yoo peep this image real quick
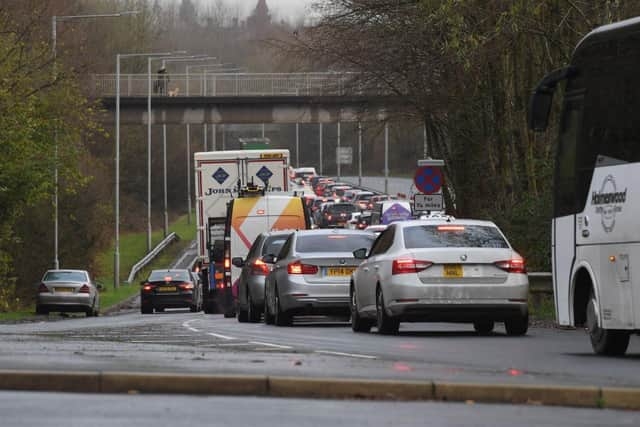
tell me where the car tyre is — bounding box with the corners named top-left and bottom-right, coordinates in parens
top-left (274, 286), bottom-right (292, 327)
top-left (36, 305), bottom-right (48, 315)
top-left (155, 307), bottom-right (165, 313)
top-left (376, 287), bottom-right (399, 335)
top-left (141, 304), bottom-right (153, 314)
top-left (473, 320), bottom-right (494, 335)
top-left (248, 293), bottom-right (261, 323)
top-left (586, 296), bottom-right (629, 355)
top-left (264, 292), bottom-right (275, 325)
top-left (505, 313), bottom-right (529, 336)
top-left (351, 285), bottom-right (372, 333)
top-left (237, 306), bottom-right (248, 322)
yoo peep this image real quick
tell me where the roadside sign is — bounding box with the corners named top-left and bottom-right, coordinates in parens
top-left (414, 194), bottom-right (443, 211)
top-left (414, 166), bottom-right (442, 194)
top-left (336, 147), bottom-right (353, 165)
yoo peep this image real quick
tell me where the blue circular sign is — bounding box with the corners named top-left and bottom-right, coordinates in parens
top-left (414, 166), bottom-right (442, 194)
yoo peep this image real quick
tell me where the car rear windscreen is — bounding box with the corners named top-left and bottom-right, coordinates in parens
top-left (262, 236), bottom-right (288, 256)
top-left (44, 271), bottom-right (87, 282)
top-left (328, 204), bottom-right (357, 213)
top-left (296, 234), bottom-right (375, 253)
top-left (403, 225), bottom-right (509, 249)
top-left (148, 270), bottom-right (190, 282)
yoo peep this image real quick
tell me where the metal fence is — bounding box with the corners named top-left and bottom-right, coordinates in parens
top-left (126, 232), bottom-right (178, 284)
top-left (92, 72), bottom-right (371, 97)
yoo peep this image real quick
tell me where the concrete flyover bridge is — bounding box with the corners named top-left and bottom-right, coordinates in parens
top-left (92, 72), bottom-right (404, 125)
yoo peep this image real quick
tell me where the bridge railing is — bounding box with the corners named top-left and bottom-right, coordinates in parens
top-left (91, 72), bottom-right (380, 97)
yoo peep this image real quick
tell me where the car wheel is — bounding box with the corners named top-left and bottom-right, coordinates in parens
top-left (141, 304), bottom-right (153, 314)
top-left (351, 285), bottom-right (372, 333)
top-left (248, 293), bottom-right (261, 323)
top-left (376, 287), bottom-right (399, 335)
top-left (237, 305), bottom-right (248, 322)
top-left (264, 291), bottom-right (275, 325)
top-left (274, 286), bottom-right (292, 327)
top-left (36, 305), bottom-right (48, 315)
top-left (156, 307), bottom-right (165, 313)
top-left (473, 320), bottom-right (494, 335)
top-left (505, 313), bottom-right (529, 336)
top-left (586, 296), bottom-right (629, 355)
top-left (85, 308), bottom-right (93, 317)
top-left (189, 303), bottom-right (198, 313)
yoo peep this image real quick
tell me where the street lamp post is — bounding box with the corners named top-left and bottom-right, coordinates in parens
top-left (115, 50), bottom-right (182, 289)
top-left (51, 10), bottom-right (138, 270)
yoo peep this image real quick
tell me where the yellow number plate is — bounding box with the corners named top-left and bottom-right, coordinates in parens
top-left (443, 264), bottom-right (463, 278)
top-left (260, 153), bottom-right (283, 159)
top-left (158, 286), bottom-right (177, 292)
top-left (54, 287), bottom-right (73, 293)
top-left (327, 267), bottom-right (356, 276)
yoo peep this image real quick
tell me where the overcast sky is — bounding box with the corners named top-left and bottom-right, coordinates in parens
top-left (199, 0), bottom-right (316, 22)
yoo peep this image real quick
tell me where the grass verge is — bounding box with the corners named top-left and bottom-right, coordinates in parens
top-left (0, 214), bottom-right (196, 321)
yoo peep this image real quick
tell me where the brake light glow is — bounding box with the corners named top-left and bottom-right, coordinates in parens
top-left (437, 225), bottom-right (465, 232)
top-left (328, 235), bottom-right (347, 239)
top-left (257, 209), bottom-right (265, 215)
top-left (224, 258), bottom-right (231, 269)
top-left (327, 215), bottom-right (332, 221)
top-left (164, 276), bottom-right (172, 282)
top-left (287, 261), bottom-right (319, 275)
top-left (495, 259), bottom-right (527, 274)
top-left (392, 258), bottom-right (433, 275)
top-left (251, 259), bottom-right (270, 275)
top-left (142, 284), bottom-right (155, 292)
top-left (38, 283), bottom-right (49, 293)
top-left (78, 284), bottom-right (91, 294)
top-left (179, 283), bottom-right (194, 290)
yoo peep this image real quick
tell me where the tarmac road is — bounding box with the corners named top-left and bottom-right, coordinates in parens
top-left (0, 308), bottom-right (638, 387)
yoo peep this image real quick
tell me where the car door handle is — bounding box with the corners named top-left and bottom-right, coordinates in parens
top-left (363, 267), bottom-right (369, 272)
top-left (374, 265), bottom-right (379, 270)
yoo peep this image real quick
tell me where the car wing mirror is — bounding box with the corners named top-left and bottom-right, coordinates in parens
top-left (353, 248), bottom-right (368, 260)
top-left (95, 282), bottom-right (104, 291)
top-left (232, 257), bottom-right (245, 268)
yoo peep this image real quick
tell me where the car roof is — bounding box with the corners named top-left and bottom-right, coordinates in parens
top-left (393, 218), bottom-right (498, 228)
top-left (46, 269), bottom-right (88, 273)
top-left (261, 230), bottom-right (294, 238)
top-left (294, 229), bottom-right (373, 237)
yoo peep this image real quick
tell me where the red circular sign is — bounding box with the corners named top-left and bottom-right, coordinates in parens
top-left (414, 166), bottom-right (442, 194)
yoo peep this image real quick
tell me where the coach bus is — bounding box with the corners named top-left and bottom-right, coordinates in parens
top-left (529, 17), bottom-right (640, 355)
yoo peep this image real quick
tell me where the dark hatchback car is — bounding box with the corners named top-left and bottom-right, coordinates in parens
top-left (320, 203), bottom-right (358, 228)
top-left (140, 269), bottom-right (202, 314)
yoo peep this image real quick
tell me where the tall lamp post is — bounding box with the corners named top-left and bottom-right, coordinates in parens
top-left (51, 10), bottom-right (138, 270)
top-left (146, 55), bottom-right (209, 248)
top-left (114, 50), bottom-right (183, 289)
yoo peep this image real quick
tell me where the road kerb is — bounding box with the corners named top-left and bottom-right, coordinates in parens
top-left (601, 387), bottom-right (640, 410)
top-left (433, 382), bottom-right (601, 408)
top-left (100, 372), bottom-right (268, 396)
top-left (268, 376), bottom-right (433, 400)
top-left (0, 370), bottom-right (100, 393)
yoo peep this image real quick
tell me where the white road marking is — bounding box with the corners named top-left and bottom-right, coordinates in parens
top-left (314, 350), bottom-right (377, 360)
top-left (188, 327), bottom-right (200, 332)
top-left (249, 341), bottom-right (292, 350)
top-left (207, 332), bottom-right (235, 340)
top-left (182, 319), bottom-right (198, 328)
top-left (217, 342), bottom-right (254, 347)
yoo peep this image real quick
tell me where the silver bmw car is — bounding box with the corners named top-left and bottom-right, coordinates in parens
top-left (263, 229), bottom-right (376, 326)
top-left (350, 219), bottom-right (529, 335)
top-left (36, 269), bottom-right (101, 317)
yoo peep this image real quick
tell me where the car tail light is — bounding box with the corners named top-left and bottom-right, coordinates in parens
top-left (495, 259), bottom-right (527, 274)
top-left (392, 258), bottom-right (433, 275)
top-left (142, 283), bottom-right (155, 292)
top-left (79, 284), bottom-right (91, 293)
top-left (287, 261), bottom-right (319, 275)
top-left (437, 225), bottom-right (465, 232)
top-left (327, 215), bottom-right (332, 221)
top-left (38, 283), bottom-right (49, 293)
top-left (251, 259), bottom-right (270, 276)
top-left (179, 282), bottom-right (194, 290)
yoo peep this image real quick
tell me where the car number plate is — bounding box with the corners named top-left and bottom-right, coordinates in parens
top-left (158, 286), bottom-right (177, 292)
top-left (54, 287), bottom-right (73, 293)
top-left (326, 267), bottom-right (355, 276)
top-left (443, 264), bottom-right (463, 278)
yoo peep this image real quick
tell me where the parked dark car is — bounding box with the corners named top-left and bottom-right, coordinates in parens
top-left (140, 269), bottom-right (202, 314)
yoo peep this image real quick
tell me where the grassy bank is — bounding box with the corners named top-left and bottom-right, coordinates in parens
top-left (0, 214), bottom-right (196, 321)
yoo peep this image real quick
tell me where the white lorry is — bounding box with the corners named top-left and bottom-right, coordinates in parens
top-left (194, 149), bottom-right (290, 314)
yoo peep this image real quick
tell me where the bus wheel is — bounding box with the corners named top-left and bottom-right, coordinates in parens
top-left (586, 295), bottom-right (630, 356)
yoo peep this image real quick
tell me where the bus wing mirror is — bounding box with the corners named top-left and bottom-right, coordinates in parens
top-left (528, 66), bottom-right (576, 132)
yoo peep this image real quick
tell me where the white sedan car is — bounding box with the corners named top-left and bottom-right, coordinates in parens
top-left (350, 219), bottom-right (529, 335)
